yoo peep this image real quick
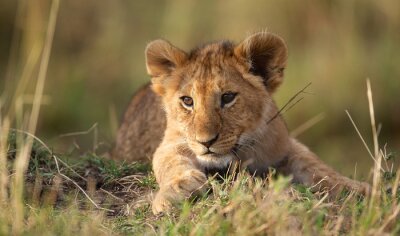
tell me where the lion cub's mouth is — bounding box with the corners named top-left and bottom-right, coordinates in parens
top-left (199, 152), bottom-right (224, 159)
top-left (196, 152), bottom-right (233, 168)
top-left (203, 150), bottom-right (216, 155)
top-left (199, 143), bottom-right (241, 157)
top-left (195, 144), bottom-right (242, 168)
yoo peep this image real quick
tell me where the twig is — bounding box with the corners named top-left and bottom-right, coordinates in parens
top-left (284, 97), bottom-right (304, 112)
top-left (310, 192), bottom-right (329, 211)
top-left (53, 156), bottom-right (114, 213)
top-left (55, 123), bottom-right (99, 153)
top-left (9, 129), bottom-right (114, 212)
top-left (10, 129), bottom-right (87, 181)
top-left (267, 82), bottom-right (312, 125)
top-left (56, 123), bottom-right (98, 139)
top-left (345, 111), bottom-right (384, 172)
top-left (100, 188), bottom-right (124, 202)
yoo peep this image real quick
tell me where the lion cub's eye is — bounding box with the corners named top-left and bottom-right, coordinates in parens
top-left (180, 96), bottom-right (194, 108)
top-left (221, 92), bottom-right (237, 108)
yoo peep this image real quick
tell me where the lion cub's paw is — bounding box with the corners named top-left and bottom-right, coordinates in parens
top-left (171, 169), bottom-right (208, 195)
top-left (152, 170), bottom-right (208, 214)
top-left (152, 191), bottom-right (173, 215)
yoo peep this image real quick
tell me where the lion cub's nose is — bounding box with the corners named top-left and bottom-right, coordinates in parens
top-left (197, 134), bottom-right (219, 148)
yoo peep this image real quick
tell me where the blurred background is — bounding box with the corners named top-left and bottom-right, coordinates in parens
top-left (1, 0), bottom-right (399, 178)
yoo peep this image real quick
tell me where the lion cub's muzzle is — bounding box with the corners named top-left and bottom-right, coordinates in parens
top-left (197, 133), bottom-right (219, 154)
top-left (189, 132), bottom-right (239, 157)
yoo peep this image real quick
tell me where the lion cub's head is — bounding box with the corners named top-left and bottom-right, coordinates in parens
top-left (145, 32), bottom-right (287, 166)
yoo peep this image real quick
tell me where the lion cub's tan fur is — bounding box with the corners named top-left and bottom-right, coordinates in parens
top-left (113, 32), bottom-right (370, 214)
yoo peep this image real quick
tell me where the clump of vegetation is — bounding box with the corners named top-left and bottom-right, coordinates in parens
top-left (1, 112), bottom-right (400, 235)
top-left (1, 129), bottom-right (400, 235)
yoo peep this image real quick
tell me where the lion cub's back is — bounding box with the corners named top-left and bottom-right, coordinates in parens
top-left (113, 83), bottom-right (166, 162)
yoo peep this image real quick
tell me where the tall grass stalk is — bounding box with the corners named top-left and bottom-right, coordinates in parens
top-left (3, 0), bottom-right (60, 234)
top-left (366, 79), bottom-right (382, 219)
top-left (0, 118), bottom-right (10, 203)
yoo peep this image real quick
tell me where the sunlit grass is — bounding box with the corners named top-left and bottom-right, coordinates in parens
top-left (1, 126), bottom-right (400, 235)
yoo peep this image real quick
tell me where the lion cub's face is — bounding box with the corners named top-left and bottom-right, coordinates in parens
top-left (145, 32), bottom-right (288, 166)
top-left (168, 59), bottom-right (268, 165)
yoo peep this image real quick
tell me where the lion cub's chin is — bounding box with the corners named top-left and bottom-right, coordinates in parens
top-left (196, 153), bottom-right (233, 169)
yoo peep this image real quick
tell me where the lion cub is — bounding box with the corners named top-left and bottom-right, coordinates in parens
top-left (113, 32), bottom-right (370, 214)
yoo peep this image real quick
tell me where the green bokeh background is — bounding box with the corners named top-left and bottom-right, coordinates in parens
top-left (1, 0), bottom-right (399, 178)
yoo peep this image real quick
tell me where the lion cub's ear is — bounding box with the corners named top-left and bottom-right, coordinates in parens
top-left (145, 40), bottom-right (187, 95)
top-left (234, 32), bottom-right (288, 93)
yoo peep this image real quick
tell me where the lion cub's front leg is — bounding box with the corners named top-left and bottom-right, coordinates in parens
top-left (151, 144), bottom-right (207, 214)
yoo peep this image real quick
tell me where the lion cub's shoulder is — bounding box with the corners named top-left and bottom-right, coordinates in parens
top-left (113, 84), bottom-right (166, 162)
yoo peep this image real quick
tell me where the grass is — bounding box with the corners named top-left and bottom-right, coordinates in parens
top-left (1, 126), bottom-right (400, 235)
top-left (1, 1), bottom-right (399, 235)
top-left (1, 135), bottom-right (400, 235)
